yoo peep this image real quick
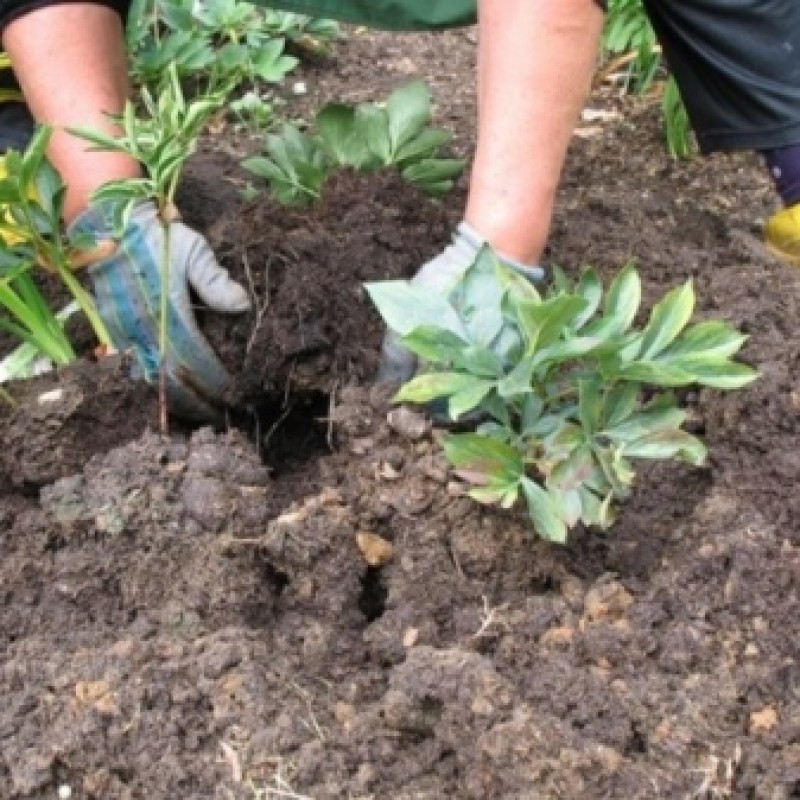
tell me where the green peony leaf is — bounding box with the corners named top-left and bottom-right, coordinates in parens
top-left (623, 429), bottom-right (707, 465)
top-left (521, 478), bottom-right (568, 543)
top-left (639, 280), bottom-right (695, 359)
top-left (395, 372), bottom-right (481, 404)
top-left (602, 262), bottom-right (641, 335)
top-left (386, 80), bottom-right (432, 157)
top-left (365, 281), bottom-right (468, 339)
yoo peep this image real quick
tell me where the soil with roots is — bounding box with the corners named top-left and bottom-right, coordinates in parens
top-left (1, 27), bottom-right (799, 800)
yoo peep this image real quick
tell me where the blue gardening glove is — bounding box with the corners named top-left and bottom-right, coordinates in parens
top-left (69, 200), bottom-right (251, 421)
top-left (377, 221), bottom-right (544, 384)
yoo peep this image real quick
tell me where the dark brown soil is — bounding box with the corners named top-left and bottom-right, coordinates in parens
top-left (1, 26), bottom-right (799, 800)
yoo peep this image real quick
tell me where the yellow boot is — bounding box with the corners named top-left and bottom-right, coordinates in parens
top-left (765, 204), bottom-right (800, 267)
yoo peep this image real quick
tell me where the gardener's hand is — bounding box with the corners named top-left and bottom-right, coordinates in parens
top-left (376, 221), bottom-right (544, 384)
top-left (69, 200), bottom-right (251, 421)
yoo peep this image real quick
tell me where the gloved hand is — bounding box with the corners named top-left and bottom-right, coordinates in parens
top-left (377, 221), bottom-right (544, 384)
top-left (69, 200), bottom-right (251, 421)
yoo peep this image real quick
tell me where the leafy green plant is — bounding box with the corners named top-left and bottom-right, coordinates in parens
top-left (242, 81), bottom-right (465, 205)
top-left (366, 249), bottom-right (757, 543)
top-left (662, 75), bottom-right (695, 159)
top-left (229, 89), bottom-right (281, 132)
top-left (602, 0), bottom-right (660, 94)
top-left (0, 127), bottom-right (113, 375)
top-left (126, 0), bottom-right (337, 96)
top-left (602, 0), bottom-right (695, 159)
top-left (69, 62), bottom-right (230, 431)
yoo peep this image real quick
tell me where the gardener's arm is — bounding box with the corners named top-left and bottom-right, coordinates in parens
top-left (1, 2), bottom-right (251, 420)
top-left (380, 0), bottom-right (605, 382)
top-left (466, 0), bottom-right (604, 265)
top-left (2, 3), bottom-right (138, 223)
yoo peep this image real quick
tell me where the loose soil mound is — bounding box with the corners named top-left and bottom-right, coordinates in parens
top-left (1, 27), bottom-right (798, 800)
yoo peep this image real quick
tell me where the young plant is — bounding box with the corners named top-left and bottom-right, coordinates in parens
top-left (602, 0), bottom-right (695, 159)
top-left (242, 80), bottom-right (465, 205)
top-left (662, 75), bottom-right (696, 159)
top-left (69, 62), bottom-right (230, 431)
top-left (0, 126), bottom-right (113, 375)
top-left (126, 0), bottom-right (333, 96)
top-left (366, 249), bottom-right (757, 543)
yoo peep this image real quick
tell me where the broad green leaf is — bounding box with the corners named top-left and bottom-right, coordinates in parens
top-left (593, 445), bottom-right (634, 497)
top-left (497, 358), bottom-right (535, 399)
top-left (603, 262), bottom-right (641, 335)
top-left (521, 478), bottom-right (568, 543)
top-left (530, 335), bottom-right (603, 369)
top-left (395, 128), bottom-right (450, 165)
top-left (601, 382), bottom-right (639, 428)
top-left (356, 105), bottom-right (392, 165)
top-left (614, 360), bottom-right (694, 386)
top-left (402, 158), bottom-right (465, 185)
top-left (573, 268), bottom-right (603, 330)
top-left (578, 377), bottom-right (603, 434)
top-left (401, 326), bottom-right (471, 365)
top-left (661, 320), bottom-right (748, 359)
top-left (547, 444), bottom-right (595, 493)
top-left (455, 247), bottom-right (505, 346)
top-left (623, 429), bottom-right (707, 465)
top-left (386, 81), bottom-right (431, 156)
top-left (549, 487), bottom-right (583, 527)
top-left (315, 103), bottom-right (367, 168)
top-left (468, 483), bottom-right (517, 507)
top-left (521, 394), bottom-right (544, 433)
top-left (395, 371), bottom-right (478, 404)
top-left (515, 295), bottom-right (588, 352)
top-left (449, 380), bottom-right (495, 420)
top-left (444, 432), bottom-right (524, 484)
top-left (639, 280), bottom-right (695, 359)
top-left (657, 355), bottom-right (759, 389)
top-left (577, 486), bottom-right (604, 528)
top-left (455, 345), bottom-right (504, 378)
top-left (602, 406), bottom-right (685, 443)
top-left (550, 265), bottom-right (573, 294)
top-left (365, 281), bottom-right (467, 338)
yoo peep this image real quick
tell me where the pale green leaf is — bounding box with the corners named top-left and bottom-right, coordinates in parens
top-left (386, 80), bottom-right (431, 156)
top-left (603, 262), bottom-right (641, 334)
top-left (623, 429), bottom-right (707, 465)
top-left (394, 371), bottom-right (478, 404)
top-left (639, 280), bottom-right (695, 359)
top-left (521, 478), bottom-right (568, 543)
top-left (365, 281), bottom-right (467, 338)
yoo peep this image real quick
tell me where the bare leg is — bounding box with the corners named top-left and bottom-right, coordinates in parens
top-left (466, 0), bottom-right (604, 264)
top-left (2, 4), bottom-right (141, 222)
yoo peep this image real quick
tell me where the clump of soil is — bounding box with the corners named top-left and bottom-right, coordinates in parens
top-left (1, 26), bottom-right (799, 800)
top-left (187, 168), bottom-right (457, 400)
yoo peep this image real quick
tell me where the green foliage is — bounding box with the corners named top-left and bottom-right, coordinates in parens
top-left (70, 62), bottom-right (232, 431)
top-left (366, 249), bottom-right (757, 543)
top-left (662, 76), bottom-right (695, 159)
top-left (0, 127), bottom-right (112, 372)
top-left (602, 0), bottom-right (696, 159)
top-left (69, 62), bottom-right (229, 224)
top-left (242, 81), bottom-right (465, 205)
top-left (126, 0), bottom-right (339, 95)
top-left (602, 0), bottom-right (660, 94)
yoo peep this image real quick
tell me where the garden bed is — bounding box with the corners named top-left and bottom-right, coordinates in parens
top-left (1, 26), bottom-right (798, 800)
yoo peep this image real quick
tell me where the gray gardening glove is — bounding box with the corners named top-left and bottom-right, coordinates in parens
top-left (377, 221), bottom-right (544, 384)
top-left (69, 200), bottom-right (251, 421)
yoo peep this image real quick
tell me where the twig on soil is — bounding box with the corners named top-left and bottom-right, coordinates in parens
top-left (219, 740), bottom-right (244, 784)
top-left (689, 745), bottom-right (742, 800)
top-left (244, 248), bottom-right (271, 360)
top-left (249, 763), bottom-right (316, 800)
top-left (325, 379), bottom-right (339, 451)
top-left (263, 403), bottom-right (294, 449)
top-left (471, 595), bottom-right (509, 640)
